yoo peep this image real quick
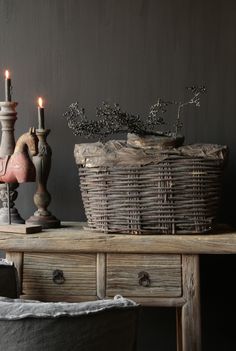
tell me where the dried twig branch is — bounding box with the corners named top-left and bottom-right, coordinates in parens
top-left (174, 86), bottom-right (207, 135)
top-left (63, 86), bottom-right (206, 141)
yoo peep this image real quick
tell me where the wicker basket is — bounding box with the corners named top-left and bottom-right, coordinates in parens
top-left (75, 140), bottom-right (228, 234)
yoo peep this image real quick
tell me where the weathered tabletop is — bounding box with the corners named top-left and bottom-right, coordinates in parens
top-left (0, 222), bottom-right (235, 351)
top-left (0, 222), bottom-right (236, 254)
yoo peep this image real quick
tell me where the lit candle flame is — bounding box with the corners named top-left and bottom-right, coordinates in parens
top-left (38, 97), bottom-right (43, 108)
top-left (5, 70), bottom-right (10, 79)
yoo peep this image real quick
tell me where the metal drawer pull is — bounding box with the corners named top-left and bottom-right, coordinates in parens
top-left (138, 271), bottom-right (151, 287)
top-left (52, 269), bottom-right (65, 285)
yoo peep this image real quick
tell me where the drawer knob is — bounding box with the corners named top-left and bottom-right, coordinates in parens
top-left (138, 271), bottom-right (151, 287)
top-left (52, 269), bottom-right (65, 285)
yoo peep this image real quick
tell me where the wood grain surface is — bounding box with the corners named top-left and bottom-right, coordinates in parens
top-left (0, 222), bottom-right (236, 254)
top-left (179, 255), bottom-right (201, 351)
top-left (22, 252), bottom-right (97, 300)
top-left (106, 253), bottom-right (182, 297)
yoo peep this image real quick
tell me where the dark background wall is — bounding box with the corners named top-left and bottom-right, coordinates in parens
top-left (0, 0), bottom-right (235, 349)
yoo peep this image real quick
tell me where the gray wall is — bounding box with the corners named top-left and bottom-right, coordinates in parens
top-left (0, 0), bottom-right (235, 350)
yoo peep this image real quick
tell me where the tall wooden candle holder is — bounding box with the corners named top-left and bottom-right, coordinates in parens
top-left (0, 101), bottom-right (24, 224)
top-left (26, 128), bottom-right (60, 229)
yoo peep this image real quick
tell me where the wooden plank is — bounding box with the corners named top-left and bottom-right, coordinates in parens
top-left (96, 253), bottom-right (106, 299)
top-left (22, 253), bottom-right (97, 298)
top-left (107, 253), bottom-right (181, 265)
top-left (0, 224), bottom-right (42, 234)
top-left (177, 255), bottom-right (201, 351)
top-left (20, 295), bottom-right (98, 303)
top-left (126, 296), bottom-right (186, 307)
top-left (106, 254), bottom-right (182, 298)
top-left (1, 230), bottom-right (236, 254)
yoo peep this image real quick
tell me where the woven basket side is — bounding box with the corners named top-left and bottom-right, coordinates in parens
top-left (78, 157), bottom-right (223, 234)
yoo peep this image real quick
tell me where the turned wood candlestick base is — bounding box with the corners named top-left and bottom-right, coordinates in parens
top-left (0, 101), bottom-right (24, 224)
top-left (26, 128), bottom-right (60, 229)
top-left (0, 183), bottom-right (24, 224)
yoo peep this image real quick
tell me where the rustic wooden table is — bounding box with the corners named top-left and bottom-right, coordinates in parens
top-left (0, 222), bottom-right (236, 351)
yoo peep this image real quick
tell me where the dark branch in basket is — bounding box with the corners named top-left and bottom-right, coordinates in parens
top-left (63, 86), bottom-right (206, 140)
top-left (174, 86), bottom-right (207, 135)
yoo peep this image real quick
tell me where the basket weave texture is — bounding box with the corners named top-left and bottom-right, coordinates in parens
top-left (75, 140), bottom-right (228, 234)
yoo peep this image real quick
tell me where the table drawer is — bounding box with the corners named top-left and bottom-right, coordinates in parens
top-left (22, 253), bottom-right (97, 301)
top-left (106, 254), bottom-right (182, 298)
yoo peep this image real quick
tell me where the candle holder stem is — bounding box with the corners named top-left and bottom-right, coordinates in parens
top-left (0, 102), bottom-right (24, 224)
top-left (26, 129), bottom-right (60, 228)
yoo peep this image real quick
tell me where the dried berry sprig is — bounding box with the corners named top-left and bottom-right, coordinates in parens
top-left (64, 101), bottom-right (170, 140)
top-left (63, 86), bottom-right (206, 141)
top-left (147, 98), bottom-right (172, 125)
top-left (174, 86), bottom-right (207, 136)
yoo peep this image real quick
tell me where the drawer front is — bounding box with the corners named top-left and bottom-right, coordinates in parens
top-left (106, 254), bottom-right (182, 298)
top-left (22, 253), bottom-right (96, 301)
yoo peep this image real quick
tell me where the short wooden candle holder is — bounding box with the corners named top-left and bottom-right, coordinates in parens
top-left (26, 128), bottom-right (60, 229)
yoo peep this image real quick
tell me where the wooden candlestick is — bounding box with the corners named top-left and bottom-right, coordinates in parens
top-left (26, 128), bottom-right (60, 229)
top-left (0, 101), bottom-right (24, 224)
